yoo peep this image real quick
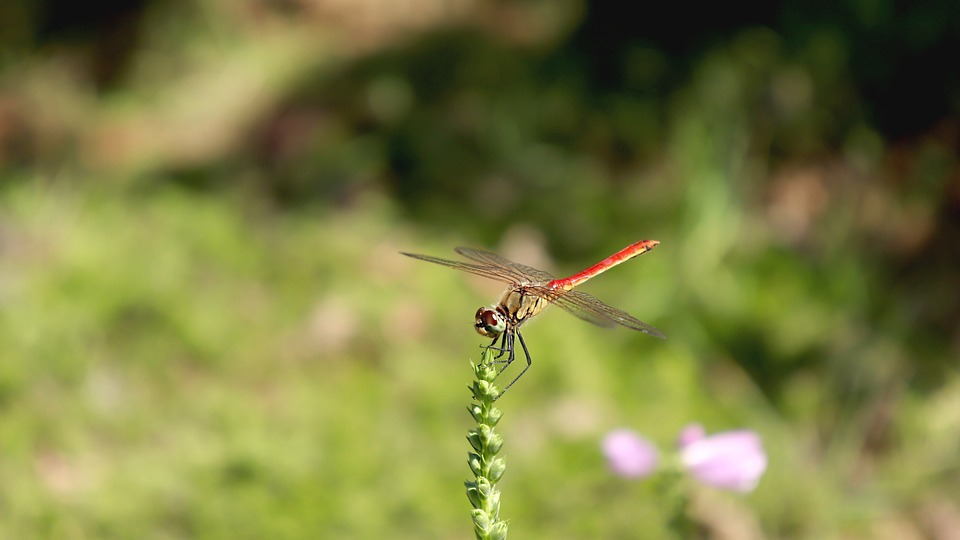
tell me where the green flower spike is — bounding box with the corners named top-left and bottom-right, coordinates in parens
top-left (465, 348), bottom-right (508, 540)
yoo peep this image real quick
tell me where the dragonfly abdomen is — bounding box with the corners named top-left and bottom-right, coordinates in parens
top-left (548, 239), bottom-right (660, 291)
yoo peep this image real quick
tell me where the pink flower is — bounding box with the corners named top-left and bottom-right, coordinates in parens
top-left (601, 429), bottom-right (660, 479)
top-left (678, 424), bottom-right (767, 493)
top-left (602, 424), bottom-right (768, 493)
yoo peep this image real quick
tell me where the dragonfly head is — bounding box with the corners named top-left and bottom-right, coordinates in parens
top-left (474, 306), bottom-right (507, 338)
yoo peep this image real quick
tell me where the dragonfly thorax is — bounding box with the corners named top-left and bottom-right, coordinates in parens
top-left (498, 287), bottom-right (549, 325)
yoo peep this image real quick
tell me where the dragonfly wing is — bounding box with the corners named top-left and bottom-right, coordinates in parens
top-left (548, 289), bottom-right (666, 339)
top-left (454, 247), bottom-right (556, 283)
top-left (400, 252), bottom-right (517, 285)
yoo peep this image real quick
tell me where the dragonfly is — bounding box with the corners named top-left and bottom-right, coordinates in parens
top-left (401, 239), bottom-right (665, 397)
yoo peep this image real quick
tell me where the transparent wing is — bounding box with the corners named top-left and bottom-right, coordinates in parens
top-left (453, 247), bottom-right (556, 283)
top-left (542, 288), bottom-right (666, 338)
top-left (400, 252), bottom-right (519, 285)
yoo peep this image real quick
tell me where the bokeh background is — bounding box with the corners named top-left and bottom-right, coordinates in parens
top-left (1, 0), bottom-right (958, 538)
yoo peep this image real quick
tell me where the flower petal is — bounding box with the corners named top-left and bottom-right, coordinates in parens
top-left (677, 423), bottom-right (706, 448)
top-left (602, 429), bottom-right (660, 479)
top-left (680, 430), bottom-right (767, 492)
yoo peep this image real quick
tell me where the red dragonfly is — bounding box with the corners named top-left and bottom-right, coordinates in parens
top-left (402, 239), bottom-right (664, 396)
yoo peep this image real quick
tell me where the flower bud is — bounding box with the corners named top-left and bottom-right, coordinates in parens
top-left (468, 452), bottom-right (483, 476)
top-left (467, 430), bottom-right (483, 452)
top-left (487, 457), bottom-right (506, 482)
top-left (489, 521), bottom-right (508, 540)
top-left (465, 481), bottom-right (482, 508)
top-left (471, 509), bottom-right (490, 532)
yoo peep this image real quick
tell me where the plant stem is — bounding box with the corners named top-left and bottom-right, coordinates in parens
top-left (658, 466), bottom-right (695, 538)
top-left (465, 348), bottom-right (508, 540)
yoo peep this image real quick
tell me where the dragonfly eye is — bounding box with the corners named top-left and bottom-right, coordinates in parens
top-left (474, 307), bottom-right (506, 337)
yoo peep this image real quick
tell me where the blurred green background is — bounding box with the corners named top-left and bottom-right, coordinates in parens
top-left (1, 0), bottom-right (958, 538)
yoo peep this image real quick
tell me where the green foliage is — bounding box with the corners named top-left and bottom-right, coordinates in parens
top-left (0, 1), bottom-right (958, 538)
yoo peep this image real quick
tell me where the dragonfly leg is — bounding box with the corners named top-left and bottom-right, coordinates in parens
top-left (504, 331), bottom-right (516, 369)
top-left (482, 333), bottom-right (511, 365)
top-left (494, 330), bottom-right (530, 400)
top-left (492, 333), bottom-right (510, 359)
